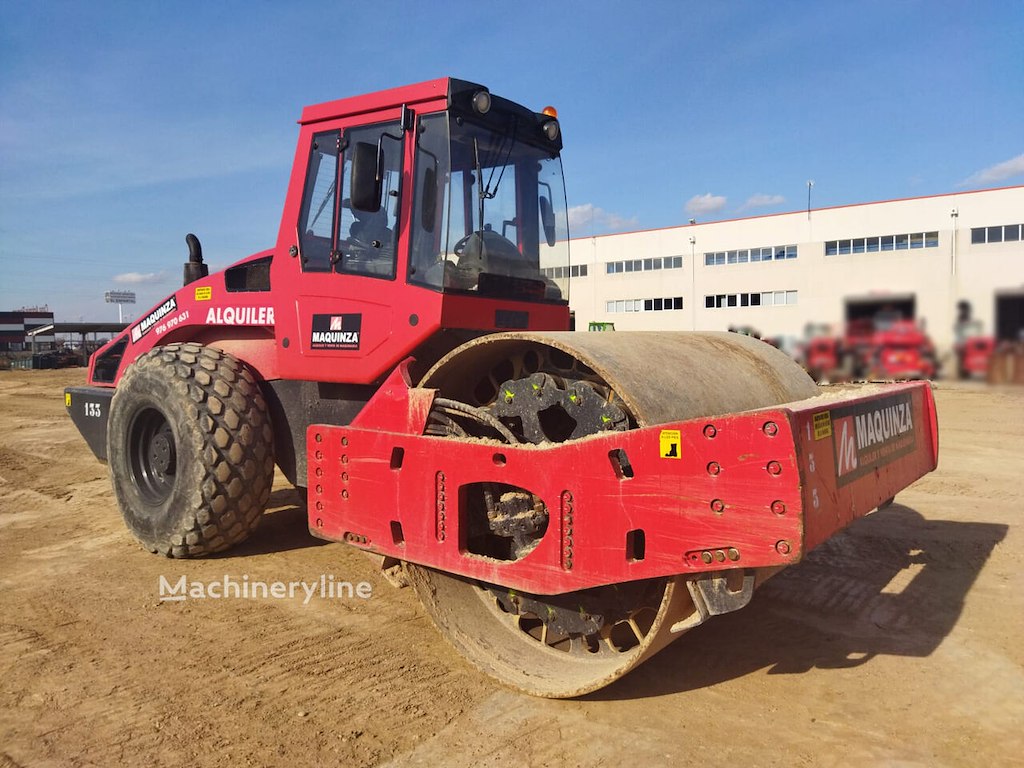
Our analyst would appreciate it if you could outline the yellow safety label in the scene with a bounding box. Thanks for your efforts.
[660,429,681,459]
[65,392,72,407]
[813,411,832,440]
[194,286,212,301]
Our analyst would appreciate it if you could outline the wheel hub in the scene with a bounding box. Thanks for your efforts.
[149,431,176,475]
[127,407,177,505]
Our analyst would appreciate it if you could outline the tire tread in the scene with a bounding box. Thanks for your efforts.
[111,342,273,557]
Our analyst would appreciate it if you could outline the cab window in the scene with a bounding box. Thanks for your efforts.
[337,121,403,279]
[297,130,339,272]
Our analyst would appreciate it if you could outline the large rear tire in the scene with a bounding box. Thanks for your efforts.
[106,342,274,557]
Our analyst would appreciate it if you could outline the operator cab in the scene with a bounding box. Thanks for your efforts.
[277,79,573,383]
[294,80,569,300]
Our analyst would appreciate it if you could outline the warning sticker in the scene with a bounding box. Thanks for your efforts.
[659,429,681,459]
[65,392,71,407]
[194,286,212,301]
[813,411,832,440]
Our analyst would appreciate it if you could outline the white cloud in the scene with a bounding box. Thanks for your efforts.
[961,153,1024,186]
[113,271,167,285]
[567,204,638,233]
[741,193,785,211]
[685,193,727,217]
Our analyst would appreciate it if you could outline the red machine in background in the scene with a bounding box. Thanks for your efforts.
[63,78,939,698]
[953,320,995,379]
[801,323,845,381]
[803,336,842,379]
[802,314,937,382]
[846,312,937,380]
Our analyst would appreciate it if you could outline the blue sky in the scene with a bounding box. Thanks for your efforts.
[2,0,1022,321]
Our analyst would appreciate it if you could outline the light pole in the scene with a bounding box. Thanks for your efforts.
[689,235,697,330]
[950,208,959,276]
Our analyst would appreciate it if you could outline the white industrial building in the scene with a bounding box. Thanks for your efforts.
[558,185,1024,361]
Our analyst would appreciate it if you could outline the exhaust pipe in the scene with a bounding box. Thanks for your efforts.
[183,233,209,286]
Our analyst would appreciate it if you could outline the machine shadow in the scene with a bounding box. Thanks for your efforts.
[216,487,329,557]
[588,504,1007,701]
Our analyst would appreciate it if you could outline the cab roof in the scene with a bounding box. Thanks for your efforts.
[299,77,475,125]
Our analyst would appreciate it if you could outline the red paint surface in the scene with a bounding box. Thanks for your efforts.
[308,378,937,595]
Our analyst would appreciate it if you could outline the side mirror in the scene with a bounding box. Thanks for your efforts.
[350,141,382,212]
[539,195,556,247]
[420,166,437,233]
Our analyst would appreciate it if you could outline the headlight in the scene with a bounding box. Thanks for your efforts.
[472,90,491,115]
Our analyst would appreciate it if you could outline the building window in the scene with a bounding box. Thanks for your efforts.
[542,264,588,279]
[606,256,682,274]
[704,245,797,266]
[703,290,795,309]
[972,223,1023,244]
[826,230,940,256]
[608,295,684,313]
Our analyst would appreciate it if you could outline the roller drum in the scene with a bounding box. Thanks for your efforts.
[410,331,818,697]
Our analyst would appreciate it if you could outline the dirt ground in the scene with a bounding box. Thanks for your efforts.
[1,369,1021,768]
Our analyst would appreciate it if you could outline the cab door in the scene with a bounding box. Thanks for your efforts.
[275,117,413,384]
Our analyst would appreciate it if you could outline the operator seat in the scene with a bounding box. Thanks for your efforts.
[346,206,395,276]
